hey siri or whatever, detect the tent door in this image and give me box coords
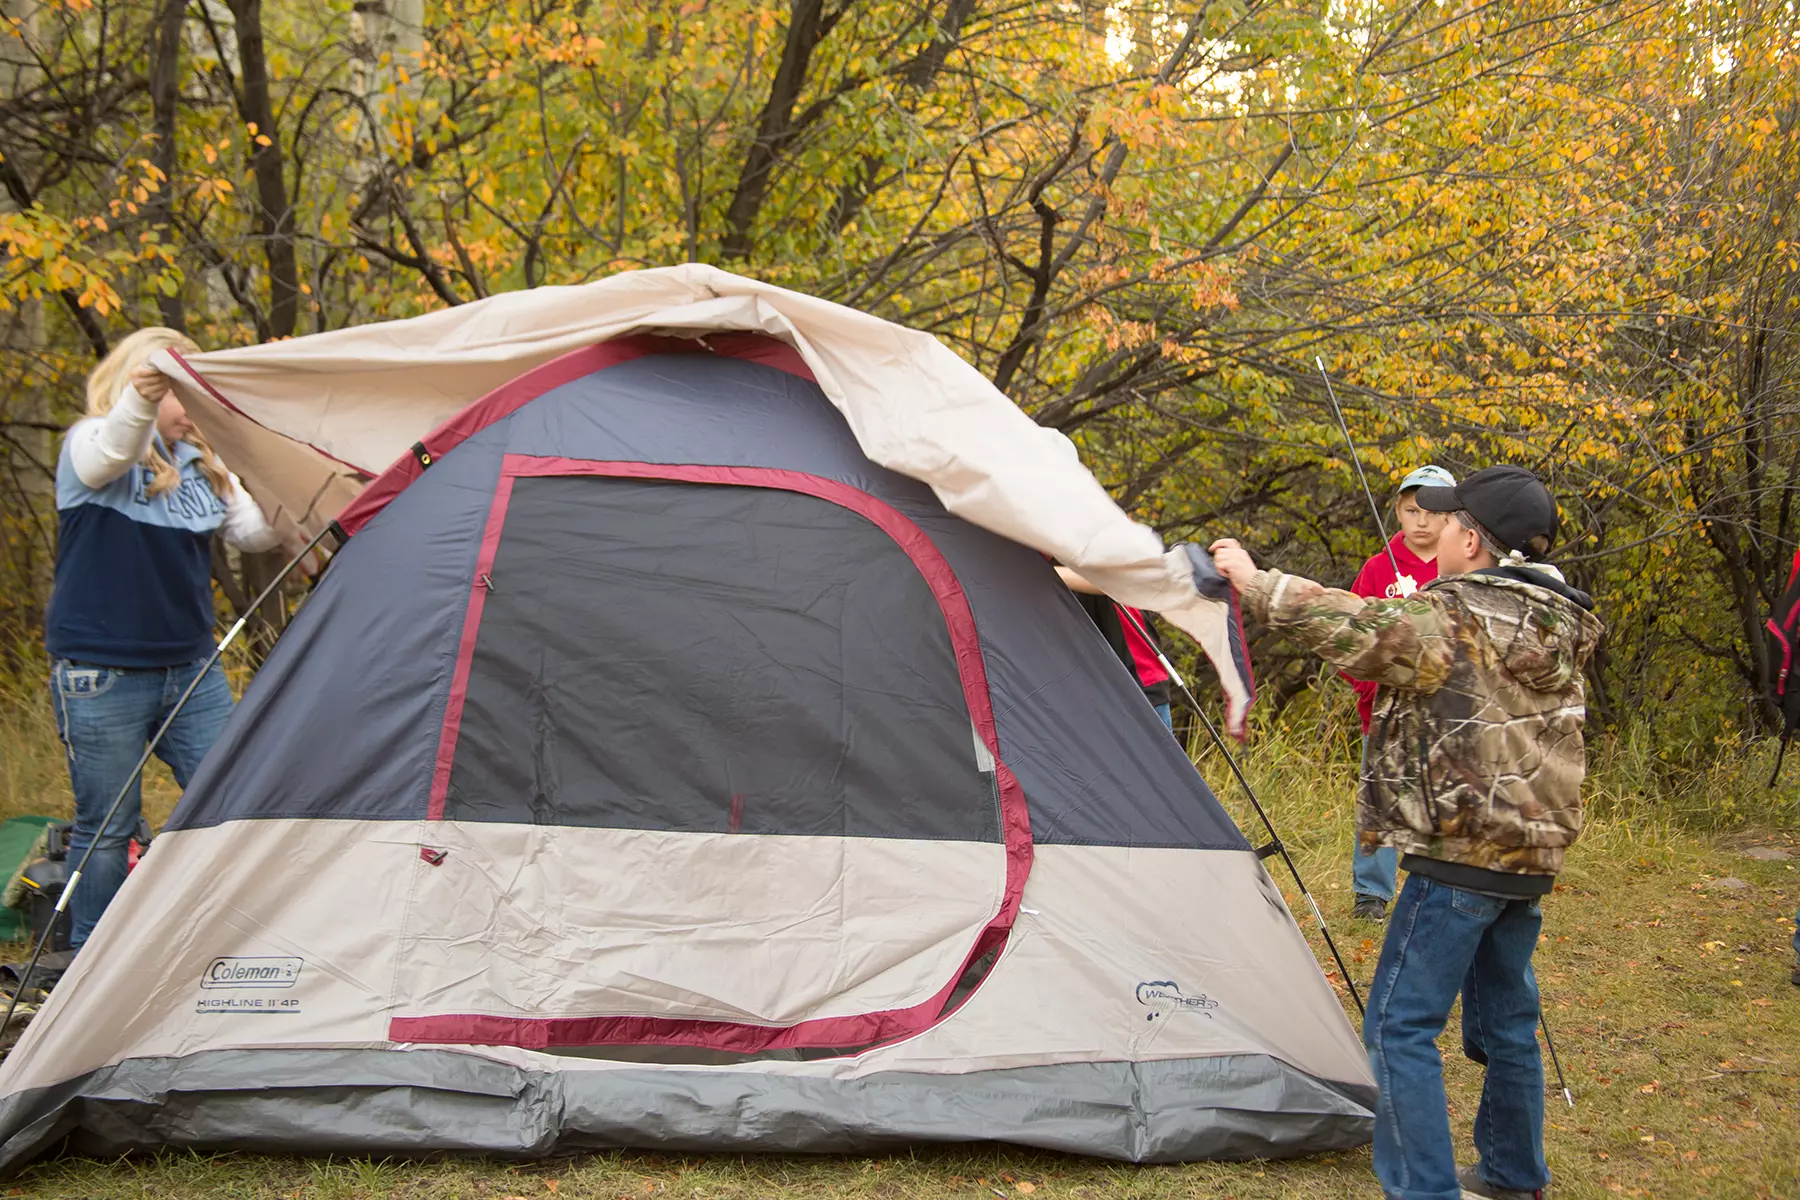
[388,459,1030,1054]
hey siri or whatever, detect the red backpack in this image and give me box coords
[1765,543,1800,782]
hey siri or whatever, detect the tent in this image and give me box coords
[0,266,1373,1168]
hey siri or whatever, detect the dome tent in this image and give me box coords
[0,267,1372,1169]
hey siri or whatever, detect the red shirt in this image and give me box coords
[1344,533,1439,732]
[1118,605,1170,690]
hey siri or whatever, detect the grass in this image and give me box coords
[0,673,1796,1198]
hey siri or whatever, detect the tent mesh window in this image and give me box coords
[446,476,1002,840]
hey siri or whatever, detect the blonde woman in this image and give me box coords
[44,328,279,951]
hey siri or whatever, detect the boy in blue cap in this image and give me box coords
[1345,464,1456,920]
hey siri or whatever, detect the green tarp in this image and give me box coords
[0,817,59,943]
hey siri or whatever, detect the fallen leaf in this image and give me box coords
[1017,1184,1039,1195]
[1640,1081,1659,1093]
[1750,997,1772,1007]
[545,1183,561,1195]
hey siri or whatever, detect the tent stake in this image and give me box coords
[1117,608,1365,1018]
[2,525,334,1041]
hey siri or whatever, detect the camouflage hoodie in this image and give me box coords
[1241,565,1604,880]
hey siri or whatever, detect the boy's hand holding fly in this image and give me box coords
[1207,538,1257,590]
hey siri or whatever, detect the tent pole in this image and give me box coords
[1316,357,1403,585]
[2,525,334,1040]
[1117,608,1365,1018]
[1540,1009,1574,1109]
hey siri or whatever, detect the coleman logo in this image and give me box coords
[201,956,304,989]
[1136,980,1218,1020]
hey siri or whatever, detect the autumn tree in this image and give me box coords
[0,0,1796,753]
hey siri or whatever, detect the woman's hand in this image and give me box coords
[129,364,172,404]
[1208,538,1259,592]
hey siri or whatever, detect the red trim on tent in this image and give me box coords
[401,455,1031,1055]
[424,472,516,821]
[1229,590,1257,739]
[335,334,816,538]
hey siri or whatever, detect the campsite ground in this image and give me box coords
[1,680,1795,1200]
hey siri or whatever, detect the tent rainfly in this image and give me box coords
[0,266,1373,1169]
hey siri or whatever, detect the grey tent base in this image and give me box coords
[0,1048,1373,1174]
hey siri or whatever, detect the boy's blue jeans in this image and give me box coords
[1365,874,1550,1200]
[50,658,234,949]
[1354,841,1398,901]
[1353,736,1397,901]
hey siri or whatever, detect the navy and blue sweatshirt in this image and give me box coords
[46,416,275,669]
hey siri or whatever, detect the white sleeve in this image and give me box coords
[67,384,157,489]
[221,473,282,552]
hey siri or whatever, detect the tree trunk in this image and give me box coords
[721,0,831,261]
[226,0,300,339]
[0,1,56,648]
[150,0,187,331]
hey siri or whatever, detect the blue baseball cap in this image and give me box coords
[1397,465,1456,494]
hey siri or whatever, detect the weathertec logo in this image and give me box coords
[1136,980,1218,1020]
[201,956,304,989]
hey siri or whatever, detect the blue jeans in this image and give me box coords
[50,658,234,949]
[1365,874,1549,1200]
[1153,701,1173,730]
[1354,736,1397,900]
[1355,841,1398,901]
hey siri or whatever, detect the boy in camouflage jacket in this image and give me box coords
[1212,465,1602,1200]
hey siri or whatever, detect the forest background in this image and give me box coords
[0,0,1797,818]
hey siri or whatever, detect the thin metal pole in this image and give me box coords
[2,525,333,1039]
[1316,357,1403,584]
[1541,1010,1574,1108]
[1117,607,1364,1017]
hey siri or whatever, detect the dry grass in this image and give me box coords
[0,675,1795,1199]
